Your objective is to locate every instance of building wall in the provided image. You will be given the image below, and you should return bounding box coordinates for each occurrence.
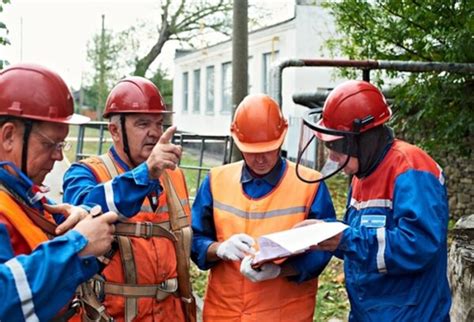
[172,3,341,152]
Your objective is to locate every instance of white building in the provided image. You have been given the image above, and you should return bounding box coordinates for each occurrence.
[172,2,342,160]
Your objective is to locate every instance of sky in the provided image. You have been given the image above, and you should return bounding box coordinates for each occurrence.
[1,0,293,89]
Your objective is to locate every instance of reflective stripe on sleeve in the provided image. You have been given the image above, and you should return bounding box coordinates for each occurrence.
[376,228,387,274]
[5,258,40,322]
[350,198,393,210]
[103,180,120,214]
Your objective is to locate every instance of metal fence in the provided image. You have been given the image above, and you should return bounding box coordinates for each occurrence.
[73,121,233,200]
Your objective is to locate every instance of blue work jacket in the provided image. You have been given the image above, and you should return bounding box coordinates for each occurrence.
[0,164,98,321]
[336,140,451,321]
[62,146,161,217]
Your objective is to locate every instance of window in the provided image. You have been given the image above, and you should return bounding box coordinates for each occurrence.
[206,66,215,114]
[262,51,279,94]
[193,69,201,113]
[221,62,232,113]
[182,72,189,112]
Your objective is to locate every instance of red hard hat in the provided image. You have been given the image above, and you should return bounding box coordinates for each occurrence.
[103,76,171,118]
[316,80,391,141]
[231,94,288,153]
[0,63,89,124]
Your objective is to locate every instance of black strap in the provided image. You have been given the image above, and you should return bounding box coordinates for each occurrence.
[21,120,33,175]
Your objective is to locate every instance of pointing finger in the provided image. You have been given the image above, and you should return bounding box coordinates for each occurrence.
[158,125,177,145]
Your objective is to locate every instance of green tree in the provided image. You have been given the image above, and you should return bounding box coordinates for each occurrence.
[133,0,232,76]
[0,0,11,69]
[84,18,127,117]
[325,0,474,157]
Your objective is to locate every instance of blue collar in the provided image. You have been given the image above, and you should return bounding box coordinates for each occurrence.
[0,162,46,210]
[241,157,285,187]
[110,146,132,171]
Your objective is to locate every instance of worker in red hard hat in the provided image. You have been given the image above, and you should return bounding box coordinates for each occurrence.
[63,76,195,321]
[191,93,336,321]
[297,80,451,321]
[0,63,118,321]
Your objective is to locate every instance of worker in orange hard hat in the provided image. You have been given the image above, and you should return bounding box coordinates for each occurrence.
[191,93,336,321]
[0,63,118,321]
[63,76,196,322]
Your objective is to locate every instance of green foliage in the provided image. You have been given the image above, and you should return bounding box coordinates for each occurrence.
[84,25,128,114]
[149,66,173,105]
[324,0,474,157]
[0,0,11,68]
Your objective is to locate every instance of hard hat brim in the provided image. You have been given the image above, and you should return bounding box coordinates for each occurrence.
[313,119,343,142]
[232,127,287,153]
[0,112,91,125]
[103,110,174,118]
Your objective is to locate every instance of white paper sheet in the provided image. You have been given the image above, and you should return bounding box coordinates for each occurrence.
[252,222,348,265]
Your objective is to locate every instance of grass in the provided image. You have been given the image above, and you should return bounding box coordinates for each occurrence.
[65,131,350,321]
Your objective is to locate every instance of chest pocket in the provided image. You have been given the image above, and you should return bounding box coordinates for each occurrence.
[360,215,386,228]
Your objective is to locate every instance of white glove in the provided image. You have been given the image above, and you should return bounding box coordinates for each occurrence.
[216,233,256,261]
[240,256,281,282]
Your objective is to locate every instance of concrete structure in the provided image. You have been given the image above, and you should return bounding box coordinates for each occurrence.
[172,2,342,160]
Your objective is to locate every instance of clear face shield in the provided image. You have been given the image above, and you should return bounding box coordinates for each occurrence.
[296,108,359,184]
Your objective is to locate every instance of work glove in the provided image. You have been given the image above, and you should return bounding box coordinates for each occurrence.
[240,255,281,282]
[216,233,256,261]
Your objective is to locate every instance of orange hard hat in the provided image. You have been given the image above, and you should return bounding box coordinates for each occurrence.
[231,94,288,153]
[0,63,89,124]
[103,76,171,118]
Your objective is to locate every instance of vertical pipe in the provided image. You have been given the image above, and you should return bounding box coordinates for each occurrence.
[231,0,248,162]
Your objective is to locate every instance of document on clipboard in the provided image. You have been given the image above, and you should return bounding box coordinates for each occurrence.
[252,222,348,266]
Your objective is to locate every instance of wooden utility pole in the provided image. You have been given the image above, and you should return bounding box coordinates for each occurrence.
[231,0,248,162]
[97,14,106,120]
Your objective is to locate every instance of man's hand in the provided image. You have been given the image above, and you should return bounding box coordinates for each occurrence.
[293,219,343,251]
[240,256,281,282]
[216,233,256,261]
[311,233,343,252]
[43,203,88,235]
[73,211,118,257]
[146,126,182,179]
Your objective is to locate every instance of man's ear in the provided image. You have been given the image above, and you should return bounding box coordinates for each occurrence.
[108,122,121,141]
[0,122,20,152]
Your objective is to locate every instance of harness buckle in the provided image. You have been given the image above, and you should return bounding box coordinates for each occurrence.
[143,221,153,239]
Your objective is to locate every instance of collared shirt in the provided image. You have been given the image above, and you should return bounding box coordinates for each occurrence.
[63,146,162,218]
[191,157,336,282]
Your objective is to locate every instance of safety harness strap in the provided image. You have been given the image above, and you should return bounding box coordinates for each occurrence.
[117,236,137,322]
[114,220,184,240]
[103,278,178,299]
[161,172,197,322]
[0,184,57,237]
[99,154,119,178]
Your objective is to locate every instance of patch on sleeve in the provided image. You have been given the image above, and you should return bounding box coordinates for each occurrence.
[361,215,386,228]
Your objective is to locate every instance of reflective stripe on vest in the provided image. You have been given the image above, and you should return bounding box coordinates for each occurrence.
[204,160,321,321]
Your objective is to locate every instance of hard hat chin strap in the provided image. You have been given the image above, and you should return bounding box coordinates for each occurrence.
[21,120,33,176]
[120,114,137,168]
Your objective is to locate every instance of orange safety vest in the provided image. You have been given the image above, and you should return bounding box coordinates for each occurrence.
[204,160,321,322]
[0,189,82,322]
[80,152,191,322]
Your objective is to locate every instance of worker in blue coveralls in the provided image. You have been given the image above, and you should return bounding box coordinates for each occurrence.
[191,94,336,321]
[297,80,451,321]
[0,63,118,321]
